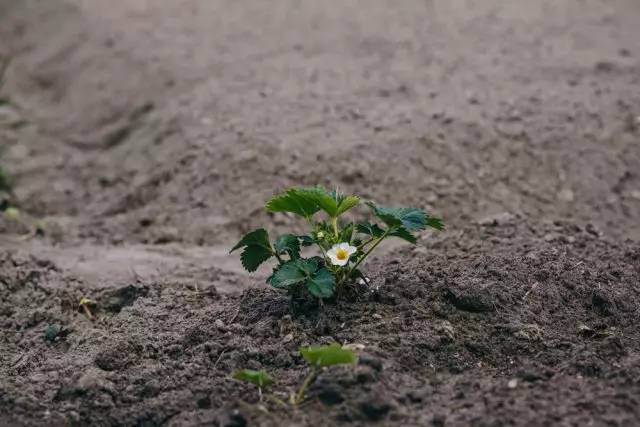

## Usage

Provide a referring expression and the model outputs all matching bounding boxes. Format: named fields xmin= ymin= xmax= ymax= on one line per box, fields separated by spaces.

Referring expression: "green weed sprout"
xmin=295 ymin=343 xmax=357 ymax=404
xmin=232 ymin=343 xmax=357 ymax=406
xmin=231 ymin=186 xmax=444 ymax=300
xmin=232 ymin=369 xmax=275 ymax=402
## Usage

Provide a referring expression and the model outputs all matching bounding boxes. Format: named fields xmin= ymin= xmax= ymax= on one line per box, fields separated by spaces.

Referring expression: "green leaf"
xmin=296 ymin=186 xmax=339 ymax=218
xmin=269 ymin=259 xmax=334 ymax=298
xmin=298 ymin=235 xmax=314 ymax=246
xmin=426 ymin=216 xmax=445 ymax=231
xmin=340 ymin=222 xmax=354 ymax=243
xmin=230 ymin=229 xmax=272 ymax=253
xmin=388 ymin=227 xmax=417 ymax=244
xmin=230 ymin=229 xmax=274 ymax=272
xmin=366 ymin=202 xmax=434 ymax=231
xmin=232 ymin=369 xmax=274 ymax=389
xmin=306 ymin=268 xmax=334 ymax=298
xmin=296 ymin=258 xmax=318 ymax=277
xmin=356 ymin=221 xmax=385 ymax=238
xmin=314 ymin=221 xmax=332 ymax=236
xmin=265 ymin=189 xmax=320 ymax=218
xmin=270 ymin=260 xmax=307 ymax=289
xmin=299 ymin=344 xmax=357 ymax=368
xmin=330 ymin=188 xmax=345 ymax=204
xmin=274 ymin=234 xmax=301 ymax=259
xmin=336 ymin=195 xmax=360 ymax=216
xmin=240 ymin=245 xmax=274 ymax=272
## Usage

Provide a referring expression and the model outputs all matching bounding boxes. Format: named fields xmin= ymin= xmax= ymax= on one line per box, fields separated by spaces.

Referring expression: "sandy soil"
xmin=1 ymin=0 xmax=640 ymax=426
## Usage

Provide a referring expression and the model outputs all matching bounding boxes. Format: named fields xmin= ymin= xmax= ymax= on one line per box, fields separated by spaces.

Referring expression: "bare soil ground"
xmin=1 ymin=1 xmax=640 ymax=426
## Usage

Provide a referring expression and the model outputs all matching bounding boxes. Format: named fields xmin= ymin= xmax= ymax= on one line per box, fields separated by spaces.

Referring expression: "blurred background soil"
xmin=1 ymin=0 xmax=639 ymax=426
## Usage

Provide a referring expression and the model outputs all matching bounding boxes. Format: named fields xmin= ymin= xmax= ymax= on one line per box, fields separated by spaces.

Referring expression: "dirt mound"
xmin=2 ymin=219 xmax=639 ymax=426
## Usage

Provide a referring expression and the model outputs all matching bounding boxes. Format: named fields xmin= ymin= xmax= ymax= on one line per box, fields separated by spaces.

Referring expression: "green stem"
xmin=305 ymin=215 xmax=328 ymax=259
xmin=332 ymin=217 xmax=339 ymax=237
xmin=341 ymin=229 xmax=392 ymax=286
xmin=268 ymin=393 xmax=287 ymax=407
xmin=356 ymin=237 xmax=376 ymax=251
xmin=295 ymin=368 xmax=318 ymax=405
xmin=306 ymin=216 xmax=319 ymax=232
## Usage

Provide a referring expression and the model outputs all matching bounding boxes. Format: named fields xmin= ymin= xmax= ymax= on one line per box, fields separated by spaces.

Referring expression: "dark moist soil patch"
xmin=2 ymin=219 xmax=639 ymax=427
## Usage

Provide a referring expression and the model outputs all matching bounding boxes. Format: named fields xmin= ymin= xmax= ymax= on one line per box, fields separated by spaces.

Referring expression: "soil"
xmin=1 ymin=0 xmax=640 ymax=426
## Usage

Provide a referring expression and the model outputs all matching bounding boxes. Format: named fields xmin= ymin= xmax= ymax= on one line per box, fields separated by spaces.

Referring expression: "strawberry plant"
xmin=231 ymin=186 xmax=443 ymax=300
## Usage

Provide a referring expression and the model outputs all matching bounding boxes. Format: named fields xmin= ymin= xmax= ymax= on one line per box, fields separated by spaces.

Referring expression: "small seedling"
xmin=232 ymin=343 xmax=357 ymax=406
xmin=4 ymin=206 xmax=19 ymax=220
xmin=232 ymin=369 xmax=275 ymax=402
xmin=294 ymin=343 xmax=357 ymax=404
xmin=231 ymin=186 xmax=443 ymax=300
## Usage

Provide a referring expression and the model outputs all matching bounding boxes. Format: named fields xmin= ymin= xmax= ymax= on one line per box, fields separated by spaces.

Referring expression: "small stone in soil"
xmin=45 ymin=325 xmax=58 ymax=343
xmin=196 ymin=393 xmax=212 ymax=409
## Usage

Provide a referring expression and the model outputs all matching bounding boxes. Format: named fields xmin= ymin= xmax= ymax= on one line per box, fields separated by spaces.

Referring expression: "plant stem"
xmin=332 ymin=217 xmax=339 ymax=237
xmin=305 ymin=216 xmax=330 ymax=260
xmin=268 ymin=394 xmax=287 ymax=407
xmin=356 ymin=238 xmax=376 ymax=251
xmin=341 ymin=229 xmax=392 ymax=286
xmin=306 ymin=216 xmax=319 ymax=232
xmin=295 ymin=368 xmax=318 ymax=405
xmin=349 ymin=221 xmax=355 ymax=243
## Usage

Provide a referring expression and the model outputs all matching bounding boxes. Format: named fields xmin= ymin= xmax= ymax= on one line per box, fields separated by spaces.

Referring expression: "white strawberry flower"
xmin=327 ymin=242 xmax=357 ymax=266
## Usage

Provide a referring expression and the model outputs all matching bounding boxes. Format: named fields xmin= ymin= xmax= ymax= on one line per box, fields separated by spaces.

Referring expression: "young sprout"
xmin=231 ymin=344 xmax=357 ymax=407
xmin=231 ymin=186 xmax=444 ymax=301
xmin=232 ymin=369 xmax=275 ymax=403
xmin=295 ymin=343 xmax=357 ymax=405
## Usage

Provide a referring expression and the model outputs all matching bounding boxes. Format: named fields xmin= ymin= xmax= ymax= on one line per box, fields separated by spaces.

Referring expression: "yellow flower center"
xmin=336 ymin=249 xmax=349 ymax=261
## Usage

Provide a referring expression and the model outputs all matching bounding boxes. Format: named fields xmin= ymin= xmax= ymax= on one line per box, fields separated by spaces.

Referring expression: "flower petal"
xmin=338 ymin=242 xmax=357 ymax=255
xmin=333 ymin=257 xmax=349 ymax=266
xmin=328 ymin=253 xmax=347 ymax=266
